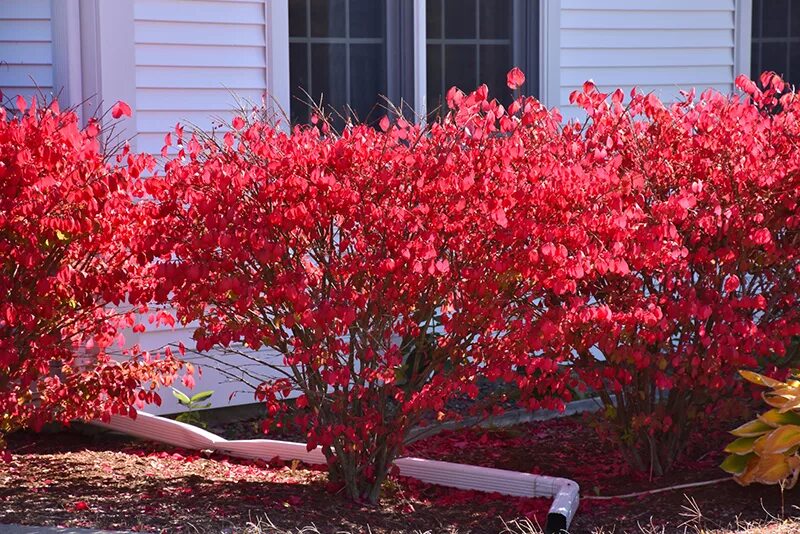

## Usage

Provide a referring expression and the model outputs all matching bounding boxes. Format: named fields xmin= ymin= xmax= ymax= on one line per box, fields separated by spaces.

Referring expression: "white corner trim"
xmin=51 ymin=0 xmax=83 ymax=112
xmin=734 ymin=0 xmax=753 ymax=80
xmin=413 ymin=0 xmax=427 ymax=119
xmin=79 ymin=0 xmax=137 ymax=148
xmin=265 ymin=0 xmax=291 ymax=126
xmin=539 ymin=0 xmax=560 ymax=108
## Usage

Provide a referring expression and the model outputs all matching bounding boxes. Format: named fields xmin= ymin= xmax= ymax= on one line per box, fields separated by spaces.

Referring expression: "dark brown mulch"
xmin=1 ymin=412 xmax=799 ymax=533
xmin=0 ymin=430 xmax=549 ymax=533
xmin=406 ymin=414 xmax=800 ymax=533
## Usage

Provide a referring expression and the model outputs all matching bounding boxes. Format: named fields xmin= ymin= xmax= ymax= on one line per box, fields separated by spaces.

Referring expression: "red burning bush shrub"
xmin=142 ymin=70 xmax=800 ymax=497
xmin=0 ymin=98 xmax=179 ymax=446
xmin=144 ymin=85 xmax=584 ymax=501
xmin=545 ymin=74 xmax=800 ymax=475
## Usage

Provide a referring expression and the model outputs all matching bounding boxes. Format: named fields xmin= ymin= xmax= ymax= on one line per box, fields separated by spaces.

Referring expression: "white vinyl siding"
xmin=133 ymin=0 xmax=268 ymax=156
xmin=132 ymin=0 xmax=277 ymax=413
xmin=0 ymin=0 xmax=53 ymax=108
xmin=558 ymin=0 xmax=737 ymax=120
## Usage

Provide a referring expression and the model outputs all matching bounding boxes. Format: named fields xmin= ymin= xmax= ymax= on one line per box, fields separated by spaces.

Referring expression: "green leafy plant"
xmin=722 ymin=371 xmax=800 ymax=490
xmin=172 ymin=389 xmax=214 ymax=429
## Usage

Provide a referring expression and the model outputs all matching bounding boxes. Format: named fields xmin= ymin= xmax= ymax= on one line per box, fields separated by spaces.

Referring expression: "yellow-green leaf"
xmin=721 ymin=452 xmax=754 ymax=474
xmin=763 ymin=395 xmax=790 ymax=409
xmin=740 ymin=370 xmax=783 ymax=388
xmin=752 ymin=454 xmax=793 ymax=485
xmin=778 ymin=395 xmax=800 ymax=413
xmin=725 ymin=437 xmax=758 ymax=455
xmin=731 ymin=418 xmax=773 ymax=437
xmin=759 ymin=409 xmax=800 ymax=427
xmin=756 ymin=425 xmax=800 ymax=454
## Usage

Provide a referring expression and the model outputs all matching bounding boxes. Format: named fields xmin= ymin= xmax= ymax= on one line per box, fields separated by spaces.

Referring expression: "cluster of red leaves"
xmin=544 ymin=73 xmax=800 ymax=474
xmin=141 ymin=82 xmax=578 ymax=501
xmin=138 ymin=71 xmax=800 ymax=499
xmin=0 ymin=99 xmax=179 ymax=443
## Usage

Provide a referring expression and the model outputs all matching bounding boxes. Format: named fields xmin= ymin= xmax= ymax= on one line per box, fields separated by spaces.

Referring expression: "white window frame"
xmin=270 ymin=0 xmax=561 ymax=122
xmin=50 ymin=0 xmax=563 ymax=137
xmin=734 ymin=0 xmax=753 ymax=80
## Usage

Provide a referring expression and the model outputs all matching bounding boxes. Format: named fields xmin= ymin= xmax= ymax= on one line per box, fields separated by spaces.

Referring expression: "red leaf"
xmin=506 ymin=67 xmax=526 ymax=90
xmin=111 ymin=100 xmax=132 ymax=119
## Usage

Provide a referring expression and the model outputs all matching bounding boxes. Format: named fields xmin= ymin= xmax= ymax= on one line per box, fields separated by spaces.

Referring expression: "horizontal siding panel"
xmin=561 ymin=29 xmax=733 ymax=49
xmin=0 ymin=0 xmax=51 ymax=19
xmin=0 ymin=20 xmax=51 ymax=41
xmin=137 ymin=87 xmax=265 ymax=110
xmin=134 ymin=21 xmax=265 ymax=46
xmin=562 ymin=10 xmax=734 ymax=30
xmin=559 ymin=83 xmax=734 ymax=104
xmin=562 ymin=47 xmax=733 ymax=68
xmin=0 ymin=87 xmax=54 ymax=102
xmin=135 ymin=0 xmax=265 ymax=24
xmin=0 ymin=42 xmax=52 ymax=64
xmin=137 ymin=133 xmax=176 ymax=156
xmin=136 ymin=66 xmax=265 ymax=89
xmin=0 ymin=64 xmax=53 ymax=87
xmin=562 ymin=0 xmax=733 ymax=10
xmin=136 ymin=109 xmax=236 ymax=133
xmin=562 ymin=65 xmax=733 ymax=86
xmin=135 ymin=43 xmax=265 ymax=68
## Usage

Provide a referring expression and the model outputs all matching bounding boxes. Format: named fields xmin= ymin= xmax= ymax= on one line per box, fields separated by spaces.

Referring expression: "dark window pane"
xmin=289 ymin=0 xmax=307 ymax=37
xmin=479 ymin=0 xmax=512 ymax=39
xmin=311 ymin=43 xmax=347 ymax=110
xmin=444 ymin=0 xmax=475 ymax=39
xmin=752 ymin=0 xmax=762 ymax=38
xmin=350 ymin=44 xmax=386 ymax=122
xmin=310 ymin=0 xmax=346 ymax=38
xmin=761 ymin=41 xmax=789 ymax=79
xmin=751 ymin=42 xmax=759 ymax=79
xmin=762 ymin=0 xmax=789 ymax=38
xmin=792 ymin=1 xmax=800 ymax=38
xmin=479 ymin=44 xmax=512 ymax=103
xmin=290 ymin=43 xmax=309 ymax=123
xmin=426 ymin=44 xmax=443 ymax=113
xmin=445 ymin=44 xmax=476 ymax=93
xmin=427 ymin=0 xmax=442 ymax=39
xmin=350 ymin=0 xmax=384 ymax=38
xmin=790 ymin=43 xmax=800 ymax=87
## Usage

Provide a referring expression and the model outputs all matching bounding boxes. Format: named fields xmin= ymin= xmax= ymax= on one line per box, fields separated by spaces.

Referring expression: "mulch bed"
xmin=1 ymin=412 xmax=798 ymax=533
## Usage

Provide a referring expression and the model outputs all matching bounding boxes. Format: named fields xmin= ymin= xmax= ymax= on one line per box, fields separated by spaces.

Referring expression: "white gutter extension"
xmin=96 ymin=411 xmax=579 ymax=533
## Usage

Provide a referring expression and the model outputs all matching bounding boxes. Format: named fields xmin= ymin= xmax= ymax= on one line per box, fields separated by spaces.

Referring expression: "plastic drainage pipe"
xmin=95 ymin=411 xmax=579 ymax=533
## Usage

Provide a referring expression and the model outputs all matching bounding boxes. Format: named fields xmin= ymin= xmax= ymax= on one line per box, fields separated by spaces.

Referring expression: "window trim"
xmin=276 ymin=0 xmax=557 ymax=123
xmin=735 ymin=0 xmax=753 ymax=81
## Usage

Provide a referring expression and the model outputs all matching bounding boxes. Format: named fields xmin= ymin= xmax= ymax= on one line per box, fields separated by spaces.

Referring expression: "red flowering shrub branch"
xmin=550 ymin=74 xmax=800 ymax=475
xmin=0 ymin=98 xmax=179 ymax=447
xmin=144 ymin=84 xmax=581 ymax=501
xmin=137 ymin=70 xmax=799 ymax=496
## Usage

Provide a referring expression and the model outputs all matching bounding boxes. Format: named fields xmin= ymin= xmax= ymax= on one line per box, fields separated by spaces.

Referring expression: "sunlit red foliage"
xmin=539 ymin=73 xmax=800 ymax=474
xmin=142 ymin=71 xmax=800 ymax=497
xmin=0 ymin=99 xmax=179 ymax=445
xmin=142 ymin=82 xmax=585 ymax=501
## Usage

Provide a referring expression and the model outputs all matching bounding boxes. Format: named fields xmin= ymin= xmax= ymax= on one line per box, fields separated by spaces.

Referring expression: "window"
xmin=426 ymin=0 xmax=538 ymax=115
xmin=289 ymin=0 xmax=388 ymax=125
xmin=288 ymin=0 xmax=538 ymax=125
xmin=751 ymin=0 xmax=800 ymax=88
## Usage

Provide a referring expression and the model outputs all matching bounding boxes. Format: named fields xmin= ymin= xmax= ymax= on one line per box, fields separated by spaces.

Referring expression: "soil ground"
xmin=1 ymin=413 xmax=798 ymax=533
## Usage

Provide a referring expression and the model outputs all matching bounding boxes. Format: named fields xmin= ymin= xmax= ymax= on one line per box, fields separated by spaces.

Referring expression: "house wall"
xmin=128 ymin=0 xmax=289 ymax=414
xmin=0 ymin=0 xmax=53 ymax=108
xmin=557 ymin=0 xmax=742 ymax=120
xmin=133 ymin=0 xmax=270 ymax=155
xmin=0 ymin=0 xmax=753 ymax=414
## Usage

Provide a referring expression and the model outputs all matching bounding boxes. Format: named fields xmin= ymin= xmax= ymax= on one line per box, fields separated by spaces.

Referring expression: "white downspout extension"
xmin=96 ymin=411 xmax=579 ymax=533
